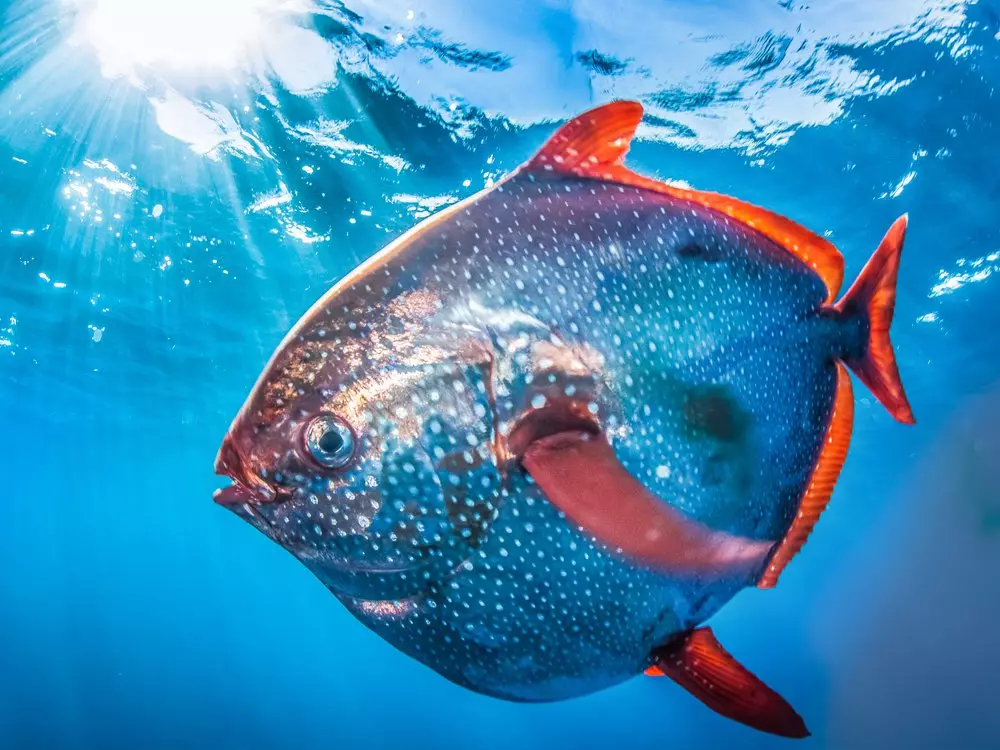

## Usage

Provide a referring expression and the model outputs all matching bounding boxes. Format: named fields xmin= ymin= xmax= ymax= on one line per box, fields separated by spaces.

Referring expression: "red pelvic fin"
xmin=650 ymin=627 xmax=809 ymax=739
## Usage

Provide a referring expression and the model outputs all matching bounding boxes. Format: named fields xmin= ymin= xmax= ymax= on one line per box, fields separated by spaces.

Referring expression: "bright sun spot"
xmin=67 ymin=0 xmax=293 ymax=77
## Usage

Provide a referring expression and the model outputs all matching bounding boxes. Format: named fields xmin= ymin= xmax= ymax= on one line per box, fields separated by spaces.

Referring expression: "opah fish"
xmin=215 ymin=101 xmax=914 ymax=738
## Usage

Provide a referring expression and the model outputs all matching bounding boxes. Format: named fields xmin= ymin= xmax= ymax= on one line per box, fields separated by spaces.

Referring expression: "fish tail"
xmin=832 ymin=214 xmax=915 ymax=425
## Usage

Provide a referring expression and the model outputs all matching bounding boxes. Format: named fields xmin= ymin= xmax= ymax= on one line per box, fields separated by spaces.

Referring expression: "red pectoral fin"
xmin=651 ymin=627 xmax=809 ymax=739
xmin=521 ymin=431 xmax=774 ymax=578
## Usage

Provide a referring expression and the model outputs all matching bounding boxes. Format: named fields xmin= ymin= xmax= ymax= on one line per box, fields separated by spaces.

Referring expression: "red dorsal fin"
xmin=648 ymin=627 xmax=809 ymax=738
xmin=758 ymin=362 xmax=855 ymax=589
xmin=523 ymin=101 xmax=845 ymax=303
xmin=526 ymin=100 xmax=644 ymax=176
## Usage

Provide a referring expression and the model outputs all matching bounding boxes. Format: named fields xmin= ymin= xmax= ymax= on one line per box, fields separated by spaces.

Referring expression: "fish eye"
xmin=304 ymin=415 xmax=356 ymax=469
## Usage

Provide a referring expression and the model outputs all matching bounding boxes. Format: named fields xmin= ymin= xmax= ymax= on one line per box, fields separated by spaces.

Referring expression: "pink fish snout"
xmin=213 ymin=435 xmax=277 ymax=506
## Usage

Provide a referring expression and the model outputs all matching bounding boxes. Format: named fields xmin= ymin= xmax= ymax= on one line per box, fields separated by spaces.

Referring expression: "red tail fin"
xmin=834 ymin=215 xmax=915 ymax=425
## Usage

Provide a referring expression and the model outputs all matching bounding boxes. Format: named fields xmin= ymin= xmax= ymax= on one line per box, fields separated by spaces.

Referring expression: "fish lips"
xmin=213 ymin=434 xmax=277 ymax=506
xmin=212 ymin=482 xmax=260 ymax=507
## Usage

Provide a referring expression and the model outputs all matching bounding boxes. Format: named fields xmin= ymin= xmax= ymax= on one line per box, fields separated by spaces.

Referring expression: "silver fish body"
xmin=216 ymin=171 xmax=851 ymax=701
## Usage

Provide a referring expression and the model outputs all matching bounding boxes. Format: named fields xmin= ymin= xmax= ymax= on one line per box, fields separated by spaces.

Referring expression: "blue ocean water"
xmin=1 ymin=0 xmax=999 ymax=747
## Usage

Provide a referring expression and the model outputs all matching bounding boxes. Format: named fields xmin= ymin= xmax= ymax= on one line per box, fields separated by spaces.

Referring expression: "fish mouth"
xmin=212 ymin=483 xmax=261 ymax=507
xmin=213 ymin=433 xmax=277 ymax=506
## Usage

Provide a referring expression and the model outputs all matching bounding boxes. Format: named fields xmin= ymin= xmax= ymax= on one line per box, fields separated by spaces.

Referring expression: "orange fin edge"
xmin=658 ymin=187 xmax=845 ymax=303
xmin=651 ymin=627 xmax=809 ymax=739
xmin=758 ymin=362 xmax=854 ymax=589
xmin=522 ymin=101 xmax=845 ymax=302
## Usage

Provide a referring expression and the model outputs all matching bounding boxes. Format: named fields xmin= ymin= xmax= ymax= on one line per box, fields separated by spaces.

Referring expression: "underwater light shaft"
xmin=66 ymin=0 xmax=297 ymax=76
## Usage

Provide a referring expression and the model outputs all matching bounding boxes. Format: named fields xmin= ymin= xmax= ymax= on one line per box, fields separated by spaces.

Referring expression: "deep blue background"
xmin=1 ymin=1 xmax=999 ymax=747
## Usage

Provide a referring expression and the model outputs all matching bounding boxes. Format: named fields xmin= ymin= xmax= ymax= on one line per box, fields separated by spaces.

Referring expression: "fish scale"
xmin=338 ymin=474 xmax=708 ymax=702
xmin=297 ymin=174 xmax=836 ymax=701
xmin=214 ymin=101 xmax=915 ymax=737
xmin=432 ymin=175 xmax=838 ymax=541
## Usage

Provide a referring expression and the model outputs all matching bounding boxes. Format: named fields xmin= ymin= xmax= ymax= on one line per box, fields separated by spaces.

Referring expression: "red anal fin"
xmin=758 ymin=362 xmax=855 ymax=589
xmin=523 ymin=101 xmax=845 ymax=303
xmin=650 ymin=627 xmax=809 ymax=739
xmin=521 ymin=431 xmax=774 ymax=578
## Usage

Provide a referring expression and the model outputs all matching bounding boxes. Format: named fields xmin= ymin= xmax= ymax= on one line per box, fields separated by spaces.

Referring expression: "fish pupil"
xmin=319 ymin=428 xmax=345 ymax=455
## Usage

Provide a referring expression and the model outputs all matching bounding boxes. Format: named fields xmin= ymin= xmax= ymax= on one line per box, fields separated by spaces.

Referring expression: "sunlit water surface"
xmin=1 ymin=1 xmax=999 ymax=748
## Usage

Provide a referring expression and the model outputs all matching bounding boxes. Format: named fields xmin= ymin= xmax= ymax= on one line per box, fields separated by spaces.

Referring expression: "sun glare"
xmin=67 ymin=0 xmax=291 ymax=78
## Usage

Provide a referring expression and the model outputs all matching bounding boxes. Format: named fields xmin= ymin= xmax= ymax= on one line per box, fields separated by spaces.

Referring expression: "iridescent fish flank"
xmin=214 ymin=102 xmax=915 ymax=738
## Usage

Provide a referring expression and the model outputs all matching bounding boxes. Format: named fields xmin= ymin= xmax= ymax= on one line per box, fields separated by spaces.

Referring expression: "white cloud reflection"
xmin=340 ymin=0 xmax=971 ymax=150
xmin=149 ymin=90 xmax=265 ymax=160
xmin=930 ymin=253 xmax=1000 ymax=298
xmin=0 ymin=0 xmax=976 ymax=250
xmin=50 ymin=0 xmax=973 ymax=155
